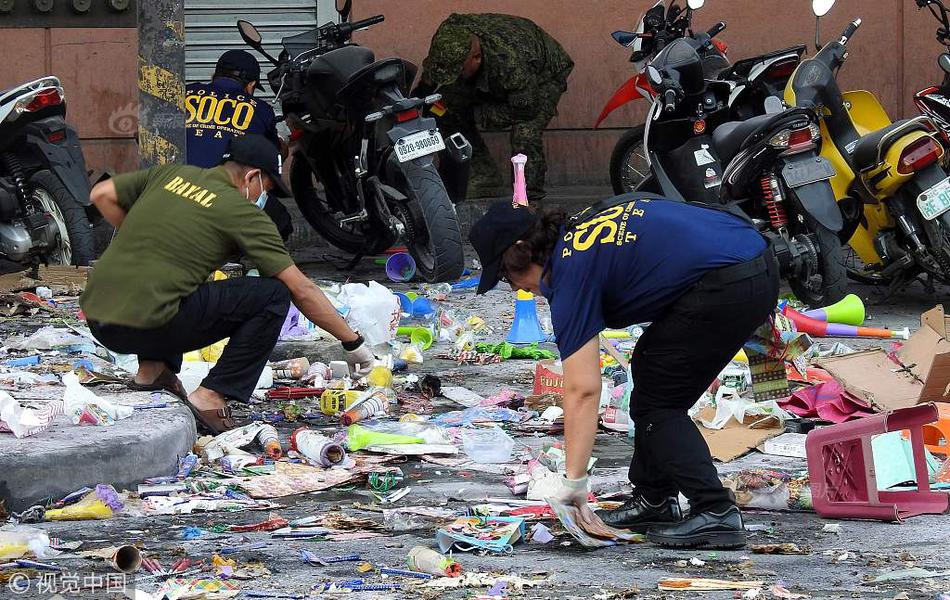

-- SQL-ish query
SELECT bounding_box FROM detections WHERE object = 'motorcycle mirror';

[237,20,263,46]
[940,53,950,74]
[646,65,663,86]
[812,0,835,17]
[336,0,352,22]
[687,0,705,9]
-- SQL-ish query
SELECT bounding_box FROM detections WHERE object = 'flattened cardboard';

[696,407,783,463]
[817,349,922,411]
[900,305,950,404]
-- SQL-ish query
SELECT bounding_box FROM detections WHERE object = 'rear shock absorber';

[761,174,787,229]
[1,152,30,207]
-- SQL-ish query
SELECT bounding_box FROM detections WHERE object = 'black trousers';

[628,250,779,514]
[89,278,291,402]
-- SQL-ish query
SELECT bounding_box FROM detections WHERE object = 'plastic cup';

[397,326,433,350]
[385,252,416,282]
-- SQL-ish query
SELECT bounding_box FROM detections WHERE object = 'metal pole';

[137,0,186,167]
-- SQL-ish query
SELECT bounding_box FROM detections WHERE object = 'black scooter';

[642,36,847,304]
[0,76,94,266]
[237,0,471,282]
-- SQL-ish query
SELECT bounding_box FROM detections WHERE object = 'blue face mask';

[246,173,268,210]
[254,174,269,210]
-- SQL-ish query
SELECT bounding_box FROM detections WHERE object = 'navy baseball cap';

[470,201,539,294]
[215,49,261,83]
[220,134,291,198]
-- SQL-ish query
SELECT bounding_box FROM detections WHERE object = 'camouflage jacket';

[422,13,574,120]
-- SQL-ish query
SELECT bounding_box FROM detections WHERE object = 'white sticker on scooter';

[703,167,722,189]
[694,145,716,166]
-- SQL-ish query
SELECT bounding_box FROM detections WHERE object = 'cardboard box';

[817,305,950,411]
[534,359,564,395]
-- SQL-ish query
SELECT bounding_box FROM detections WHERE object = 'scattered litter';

[770,584,810,599]
[529,523,555,544]
[868,567,950,582]
[407,546,462,577]
[751,543,808,555]
[547,499,645,547]
[821,523,842,534]
[658,578,764,591]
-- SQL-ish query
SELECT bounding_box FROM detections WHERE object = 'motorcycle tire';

[390,160,464,282]
[788,224,848,307]
[29,170,95,266]
[289,154,392,255]
[609,124,651,195]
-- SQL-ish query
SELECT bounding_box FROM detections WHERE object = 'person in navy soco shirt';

[186,50,292,240]
[470,196,779,550]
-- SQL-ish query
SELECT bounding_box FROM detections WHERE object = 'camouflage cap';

[422,19,474,87]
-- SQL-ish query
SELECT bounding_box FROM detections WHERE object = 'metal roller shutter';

[184,0,337,106]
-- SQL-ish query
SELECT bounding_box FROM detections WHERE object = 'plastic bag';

[62,372,133,426]
[0,392,63,438]
[6,326,86,351]
[0,526,53,560]
[338,281,400,347]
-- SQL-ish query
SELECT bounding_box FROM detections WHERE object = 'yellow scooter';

[785,2,950,288]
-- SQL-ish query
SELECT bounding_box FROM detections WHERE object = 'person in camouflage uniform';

[420,13,574,200]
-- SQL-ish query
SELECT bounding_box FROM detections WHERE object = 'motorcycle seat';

[713,113,778,165]
[849,118,930,171]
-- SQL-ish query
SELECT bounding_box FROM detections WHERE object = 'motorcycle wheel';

[609,124,650,195]
[289,153,393,255]
[389,159,464,282]
[29,170,94,266]
[787,224,848,306]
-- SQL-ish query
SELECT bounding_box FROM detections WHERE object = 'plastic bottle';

[406,546,462,577]
[421,283,452,300]
[271,357,311,380]
[341,388,390,425]
[291,428,347,467]
[256,424,282,460]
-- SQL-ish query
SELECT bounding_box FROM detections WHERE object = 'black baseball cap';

[215,49,261,83]
[220,134,292,198]
[470,201,540,294]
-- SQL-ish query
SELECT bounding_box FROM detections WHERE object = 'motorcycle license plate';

[782,156,836,188]
[395,130,445,163]
[917,176,950,220]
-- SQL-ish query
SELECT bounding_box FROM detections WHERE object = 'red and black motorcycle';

[598,0,806,194]
[913,0,950,144]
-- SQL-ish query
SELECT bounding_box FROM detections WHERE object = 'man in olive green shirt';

[81,135,374,434]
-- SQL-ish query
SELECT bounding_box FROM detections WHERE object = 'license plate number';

[782,157,836,188]
[395,129,445,163]
[917,176,950,220]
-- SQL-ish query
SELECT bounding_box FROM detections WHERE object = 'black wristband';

[341,334,364,352]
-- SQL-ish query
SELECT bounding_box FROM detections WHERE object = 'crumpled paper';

[697,386,793,430]
[0,392,63,438]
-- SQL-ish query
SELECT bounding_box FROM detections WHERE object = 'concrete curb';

[0,400,196,512]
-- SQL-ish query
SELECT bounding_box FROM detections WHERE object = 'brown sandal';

[184,402,239,435]
[127,368,188,403]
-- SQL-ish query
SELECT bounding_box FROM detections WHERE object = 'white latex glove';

[343,342,376,377]
[550,475,589,509]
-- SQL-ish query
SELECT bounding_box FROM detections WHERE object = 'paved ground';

[0,246,949,599]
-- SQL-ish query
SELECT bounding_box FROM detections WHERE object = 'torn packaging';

[817,305,950,411]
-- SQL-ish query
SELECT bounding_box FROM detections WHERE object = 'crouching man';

[80,135,374,434]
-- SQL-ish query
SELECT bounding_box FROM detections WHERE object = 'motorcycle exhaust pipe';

[897,214,927,252]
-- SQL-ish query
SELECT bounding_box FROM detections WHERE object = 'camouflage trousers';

[436,85,565,200]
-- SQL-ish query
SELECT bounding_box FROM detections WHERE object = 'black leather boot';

[646,505,747,549]
[595,495,682,532]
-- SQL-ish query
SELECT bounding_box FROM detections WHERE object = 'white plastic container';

[461,426,515,464]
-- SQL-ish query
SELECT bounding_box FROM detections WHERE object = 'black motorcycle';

[238,2,470,282]
[600,0,806,194]
[0,76,94,266]
[641,36,847,304]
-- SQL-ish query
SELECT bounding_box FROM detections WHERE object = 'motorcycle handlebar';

[706,21,727,38]
[840,18,862,44]
[338,14,385,38]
